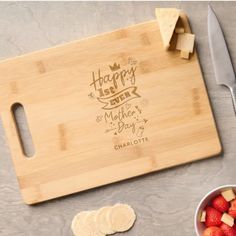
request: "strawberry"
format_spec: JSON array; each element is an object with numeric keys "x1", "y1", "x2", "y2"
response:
[
  {"x1": 229, "y1": 199, "x2": 236, "y2": 218},
  {"x1": 231, "y1": 199, "x2": 236, "y2": 208},
  {"x1": 212, "y1": 195, "x2": 230, "y2": 213},
  {"x1": 229, "y1": 207, "x2": 236, "y2": 218},
  {"x1": 220, "y1": 223, "x2": 236, "y2": 236},
  {"x1": 205, "y1": 206, "x2": 222, "y2": 227},
  {"x1": 203, "y1": 226, "x2": 224, "y2": 236}
]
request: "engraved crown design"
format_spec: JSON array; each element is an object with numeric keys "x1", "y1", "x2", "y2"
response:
[{"x1": 109, "y1": 63, "x2": 120, "y2": 71}]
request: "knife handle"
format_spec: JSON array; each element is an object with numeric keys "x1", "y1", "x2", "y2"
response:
[{"x1": 229, "y1": 86, "x2": 236, "y2": 114}]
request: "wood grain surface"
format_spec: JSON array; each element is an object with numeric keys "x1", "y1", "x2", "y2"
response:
[
  {"x1": 0, "y1": 1, "x2": 235, "y2": 235},
  {"x1": 0, "y1": 15, "x2": 220, "y2": 204}
]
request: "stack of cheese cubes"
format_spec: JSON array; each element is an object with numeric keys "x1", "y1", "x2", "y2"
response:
[{"x1": 155, "y1": 8, "x2": 195, "y2": 59}]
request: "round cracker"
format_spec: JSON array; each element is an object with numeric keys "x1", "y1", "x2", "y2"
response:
[
  {"x1": 71, "y1": 211, "x2": 90, "y2": 235},
  {"x1": 95, "y1": 206, "x2": 115, "y2": 235},
  {"x1": 108, "y1": 204, "x2": 136, "y2": 232},
  {"x1": 83, "y1": 211, "x2": 105, "y2": 236},
  {"x1": 73, "y1": 224, "x2": 93, "y2": 236}
]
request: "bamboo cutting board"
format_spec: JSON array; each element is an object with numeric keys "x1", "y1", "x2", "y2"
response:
[{"x1": 0, "y1": 20, "x2": 221, "y2": 204}]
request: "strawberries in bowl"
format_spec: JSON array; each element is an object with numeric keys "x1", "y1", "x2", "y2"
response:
[
  {"x1": 195, "y1": 186, "x2": 236, "y2": 236},
  {"x1": 203, "y1": 226, "x2": 224, "y2": 236},
  {"x1": 229, "y1": 200, "x2": 236, "y2": 219},
  {"x1": 220, "y1": 223, "x2": 236, "y2": 236},
  {"x1": 205, "y1": 206, "x2": 222, "y2": 227},
  {"x1": 212, "y1": 196, "x2": 230, "y2": 213}
]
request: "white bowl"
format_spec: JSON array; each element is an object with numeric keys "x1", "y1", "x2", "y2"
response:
[{"x1": 194, "y1": 185, "x2": 236, "y2": 236}]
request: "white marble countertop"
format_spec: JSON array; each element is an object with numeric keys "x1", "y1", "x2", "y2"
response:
[{"x1": 0, "y1": 2, "x2": 236, "y2": 236}]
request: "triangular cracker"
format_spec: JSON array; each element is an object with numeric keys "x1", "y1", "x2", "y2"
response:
[{"x1": 155, "y1": 8, "x2": 180, "y2": 49}]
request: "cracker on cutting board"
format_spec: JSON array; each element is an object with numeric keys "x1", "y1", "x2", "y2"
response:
[
  {"x1": 108, "y1": 203, "x2": 136, "y2": 232},
  {"x1": 95, "y1": 206, "x2": 115, "y2": 235},
  {"x1": 155, "y1": 8, "x2": 180, "y2": 50}
]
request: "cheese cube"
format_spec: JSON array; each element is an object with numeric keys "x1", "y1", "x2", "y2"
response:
[
  {"x1": 176, "y1": 33, "x2": 195, "y2": 53},
  {"x1": 175, "y1": 27, "x2": 185, "y2": 34},
  {"x1": 221, "y1": 213, "x2": 234, "y2": 227},
  {"x1": 221, "y1": 189, "x2": 236, "y2": 202},
  {"x1": 200, "y1": 210, "x2": 206, "y2": 222},
  {"x1": 180, "y1": 50, "x2": 190, "y2": 59}
]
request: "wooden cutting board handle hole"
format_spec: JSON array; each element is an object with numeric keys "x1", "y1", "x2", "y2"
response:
[{"x1": 11, "y1": 103, "x2": 35, "y2": 158}]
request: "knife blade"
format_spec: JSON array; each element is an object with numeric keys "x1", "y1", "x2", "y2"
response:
[{"x1": 208, "y1": 5, "x2": 236, "y2": 113}]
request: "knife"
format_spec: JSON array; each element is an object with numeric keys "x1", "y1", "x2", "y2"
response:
[{"x1": 208, "y1": 5, "x2": 236, "y2": 113}]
